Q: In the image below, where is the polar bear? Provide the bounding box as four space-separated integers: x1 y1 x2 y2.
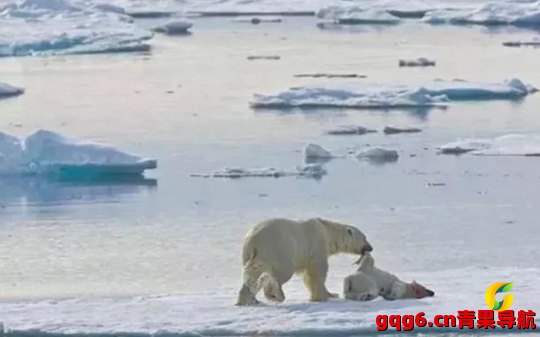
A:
343 252 434 301
236 217 373 306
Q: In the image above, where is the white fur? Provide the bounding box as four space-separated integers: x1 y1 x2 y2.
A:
236 218 372 306
343 252 433 301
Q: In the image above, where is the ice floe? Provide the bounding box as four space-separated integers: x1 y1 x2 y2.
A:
251 78 536 110
0 0 153 57
232 17 283 24
326 125 377 135
383 126 422 134
247 55 280 60
153 19 193 35
423 1 540 27
317 6 401 25
304 143 333 163
503 40 540 48
439 134 540 156
294 73 366 79
399 57 436 67
0 81 24 98
191 164 327 179
0 130 156 177
356 147 399 163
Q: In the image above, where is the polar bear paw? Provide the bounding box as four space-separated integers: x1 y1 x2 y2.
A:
260 273 285 303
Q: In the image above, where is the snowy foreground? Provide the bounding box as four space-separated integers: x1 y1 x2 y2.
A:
440 134 540 156
0 130 156 176
0 266 538 336
251 79 536 110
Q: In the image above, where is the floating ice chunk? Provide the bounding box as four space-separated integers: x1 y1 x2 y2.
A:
153 19 193 35
232 17 283 24
0 0 153 57
317 6 401 25
0 132 24 174
0 82 24 98
356 147 399 163
252 79 536 110
399 57 436 67
423 2 540 27
326 125 377 135
0 130 156 177
503 41 540 48
439 134 540 156
296 163 327 178
304 143 332 163
247 55 280 60
192 164 327 179
294 73 366 79
383 126 422 134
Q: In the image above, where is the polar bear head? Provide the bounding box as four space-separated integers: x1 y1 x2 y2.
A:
316 218 373 255
342 225 373 255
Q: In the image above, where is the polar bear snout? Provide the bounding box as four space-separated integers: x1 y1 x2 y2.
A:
362 242 373 254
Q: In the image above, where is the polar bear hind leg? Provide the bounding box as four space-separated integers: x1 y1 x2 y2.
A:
261 272 285 303
303 257 336 301
236 259 268 306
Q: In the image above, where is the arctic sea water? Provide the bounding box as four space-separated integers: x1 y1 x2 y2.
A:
1 15 540 336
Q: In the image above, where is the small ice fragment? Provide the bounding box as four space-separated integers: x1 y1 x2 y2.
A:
153 20 193 35
326 126 377 135
356 147 399 163
399 57 436 67
247 55 281 60
296 163 327 178
294 73 366 79
383 126 422 134
232 17 283 24
502 41 540 48
304 143 332 163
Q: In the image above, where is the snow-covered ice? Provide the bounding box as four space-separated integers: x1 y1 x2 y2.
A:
423 1 540 27
0 0 153 57
251 78 536 110
317 6 401 25
399 57 436 67
1 266 537 336
294 73 366 79
439 134 540 156
0 81 24 98
383 126 422 134
153 19 193 35
191 164 327 179
0 130 156 176
326 125 377 135
356 147 399 163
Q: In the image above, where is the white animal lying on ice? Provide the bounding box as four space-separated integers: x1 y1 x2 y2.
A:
343 252 434 301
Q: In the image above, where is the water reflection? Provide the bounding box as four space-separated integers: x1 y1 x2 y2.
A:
0 175 157 206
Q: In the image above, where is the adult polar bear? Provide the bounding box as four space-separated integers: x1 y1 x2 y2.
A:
236 218 373 305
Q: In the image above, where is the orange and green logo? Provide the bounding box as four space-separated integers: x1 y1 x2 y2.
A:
485 282 514 311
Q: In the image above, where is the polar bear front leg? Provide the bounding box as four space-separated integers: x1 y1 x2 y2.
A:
303 257 335 302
